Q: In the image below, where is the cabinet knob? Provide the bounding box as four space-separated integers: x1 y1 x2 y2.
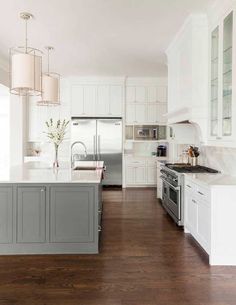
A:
98 225 102 232
41 189 44 192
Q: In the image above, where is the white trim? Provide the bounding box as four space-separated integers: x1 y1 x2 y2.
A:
125 77 167 86
65 76 126 85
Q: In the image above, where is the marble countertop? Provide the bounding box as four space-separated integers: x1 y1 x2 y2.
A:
184 172 236 187
0 161 104 184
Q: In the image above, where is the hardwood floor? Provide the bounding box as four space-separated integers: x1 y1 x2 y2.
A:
0 188 236 305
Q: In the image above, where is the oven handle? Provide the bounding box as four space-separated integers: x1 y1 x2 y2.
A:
160 176 180 191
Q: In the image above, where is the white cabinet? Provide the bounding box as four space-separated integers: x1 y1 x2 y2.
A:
125 167 135 185
209 10 236 146
97 86 109 116
147 166 156 184
126 104 135 123
135 167 146 184
83 86 96 116
126 86 146 103
110 86 123 116
184 178 210 254
125 83 167 124
125 157 159 186
71 83 123 117
146 103 167 124
71 85 84 115
135 104 146 123
166 15 208 141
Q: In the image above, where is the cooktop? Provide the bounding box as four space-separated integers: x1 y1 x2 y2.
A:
165 164 219 174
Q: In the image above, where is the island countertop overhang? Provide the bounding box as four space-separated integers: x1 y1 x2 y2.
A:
0 161 104 184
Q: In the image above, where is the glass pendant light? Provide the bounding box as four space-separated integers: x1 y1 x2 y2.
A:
37 46 60 106
9 12 43 96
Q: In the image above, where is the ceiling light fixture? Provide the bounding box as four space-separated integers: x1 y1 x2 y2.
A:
37 46 60 106
9 12 43 96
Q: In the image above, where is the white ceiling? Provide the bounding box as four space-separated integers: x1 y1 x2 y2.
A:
0 0 214 77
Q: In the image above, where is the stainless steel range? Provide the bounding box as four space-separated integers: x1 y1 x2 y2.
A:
160 163 219 226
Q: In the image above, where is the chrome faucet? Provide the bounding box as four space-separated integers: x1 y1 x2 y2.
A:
71 141 87 167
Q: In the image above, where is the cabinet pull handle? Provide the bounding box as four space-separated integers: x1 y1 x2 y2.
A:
98 210 102 214
192 199 196 203
187 185 191 188
198 191 204 196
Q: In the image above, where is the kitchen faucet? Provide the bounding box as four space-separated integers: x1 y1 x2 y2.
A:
71 141 87 167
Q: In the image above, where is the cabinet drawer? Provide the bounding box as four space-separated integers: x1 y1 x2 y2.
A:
195 185 210 202
125 159 146 166
185 180 197 192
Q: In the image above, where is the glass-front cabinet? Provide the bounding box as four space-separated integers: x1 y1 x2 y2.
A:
209 11 235 143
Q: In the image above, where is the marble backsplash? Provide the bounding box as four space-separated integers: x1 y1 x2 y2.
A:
174 144 236 176
198 146 236 176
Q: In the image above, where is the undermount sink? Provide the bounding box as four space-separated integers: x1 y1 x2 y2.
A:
73 166 97 171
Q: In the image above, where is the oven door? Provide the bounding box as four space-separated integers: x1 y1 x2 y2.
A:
161 178 181 220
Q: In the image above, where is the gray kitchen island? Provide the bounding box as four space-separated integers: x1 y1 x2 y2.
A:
0 161 103 254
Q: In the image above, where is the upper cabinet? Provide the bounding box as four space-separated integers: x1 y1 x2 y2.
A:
70 80 124 117
125 80 168 125
209 10 236 146
166 15 208 143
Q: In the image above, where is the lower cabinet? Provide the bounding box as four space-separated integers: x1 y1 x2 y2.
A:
0 187 13 243
17 186 46 243
0 183 101 254
184 179 210 253
50 186 94 243
125 157 157 186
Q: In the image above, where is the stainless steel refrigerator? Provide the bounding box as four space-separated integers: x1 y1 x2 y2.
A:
71 118 122 186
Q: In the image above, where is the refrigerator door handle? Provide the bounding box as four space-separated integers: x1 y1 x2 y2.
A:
98 135 101 161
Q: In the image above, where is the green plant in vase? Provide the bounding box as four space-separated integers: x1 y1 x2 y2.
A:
44 118 70 168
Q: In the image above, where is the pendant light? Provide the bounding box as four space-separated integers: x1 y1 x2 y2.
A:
9 12 43 96
37 46 60 106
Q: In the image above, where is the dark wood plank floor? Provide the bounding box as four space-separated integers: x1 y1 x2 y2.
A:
0 188 236 305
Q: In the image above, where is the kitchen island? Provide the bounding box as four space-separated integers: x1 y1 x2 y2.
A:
0 161 103 255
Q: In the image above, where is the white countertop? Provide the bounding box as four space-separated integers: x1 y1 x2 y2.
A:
184 172 236 187
0 161 104 184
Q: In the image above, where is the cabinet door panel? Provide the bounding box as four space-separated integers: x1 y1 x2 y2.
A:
185 193 198 234
83 86 96 116
147 104 158 123
147 166 156 184
157 103 167 123
135 86 146 103
125 167 135 185
135 104 146 123
198 200 210 249
110 85 123 116
157 86 167 103
0 187 13 243
135 167 146 184
126 104 135 123
17 187 46 243
50 186 94 243
71 85 84 116
126 86 135 103
148 87 157 103
97 85 109 116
